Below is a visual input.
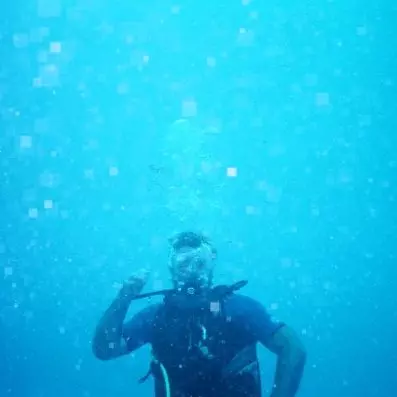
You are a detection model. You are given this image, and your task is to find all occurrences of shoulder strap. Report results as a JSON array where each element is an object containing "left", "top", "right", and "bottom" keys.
[
  {"left": 130, "top": 288, "right": 174, "bottom": 301},
  {"left": 130, "top": 280, "right": 248, "bottom": 302},
  {"left": 210, "top": 280, "right": 248, "bottom": 300}
]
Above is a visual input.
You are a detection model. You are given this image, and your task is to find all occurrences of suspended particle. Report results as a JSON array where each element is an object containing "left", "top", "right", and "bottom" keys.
[
  {"left": 171, "top": 5, "right": 180, "bottom": 14},
  {"left": 39, "top": 64, "right": 59, "bottom": 87},
  {"left": 28, "top": 208, "right": 39, "bottom": 218},
  {"left": 181, "top": 99, "right": 197, "bottom": 118},
  {"left": 206, "top": 57, "right": 216, "bottom": 67},
  {"left": 237, "top": 28, "right": 255, "bottom": 46},
  {"left": 356, "top": 26, "right": 367, "bottom": 36},
  {"left": 49, "top": 41, "right": 62, "bottom": 53},
  {"left": 44, "top": 199, "right": 53, "bottom": 209},
  {"left": 315, "top": 92, "right": 330, "bottom": 106},
  {"left": 4, "top": 267, "right": 13, "bottom": 277},
  {"left": 20, "top": 135, "right": 32, "bottom": 149},
  {"left": 33, "top": 77, "right": 42, "bottom": 87},
  {"left": 84, "top": 169, "right": 94, "bottom": 179},
  {"left": 245, "top": 205, "right": 256, "bottom": 215},
  {"left": 39, "top": 171, "right": 59, "bottom": 187},
  {"left": 117, "top": 82, "right": 129, "bottom": 94},
  {"left": 210, "top": 301, "right": 220, "bottom": 313},
  {"left": 13, "top": 33, "right": 29, "bottom": 48},
  {"left": 226, "top": 167, "right": 237, "bottom": 177},
  {"left": 109, "top": 166, "right": 119, "bottom": 176}
]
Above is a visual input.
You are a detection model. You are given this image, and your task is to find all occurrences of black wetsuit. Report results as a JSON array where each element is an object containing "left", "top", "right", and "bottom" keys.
[{"left": 122, "top": 293, "right": 283, "bottom": 397}]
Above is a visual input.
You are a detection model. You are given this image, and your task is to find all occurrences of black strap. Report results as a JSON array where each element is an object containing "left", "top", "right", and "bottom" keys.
[
  {"left": 131, "top": 280, "right": 248, "bottom": 302},
  {"left": 211, "top": 280, "right": 248, "bottom": 300},
  {"left": 130, "top": 288, "right": 174, "bottom": 301}
]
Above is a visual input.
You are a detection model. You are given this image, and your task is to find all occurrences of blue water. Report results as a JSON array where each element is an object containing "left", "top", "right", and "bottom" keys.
[{"left": 1, "top": 1, "right": 396, "bottom": 396}]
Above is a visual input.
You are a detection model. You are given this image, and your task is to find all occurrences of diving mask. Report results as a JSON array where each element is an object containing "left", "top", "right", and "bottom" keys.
[{"left": 169, "top": 242, "right": 216, "bottom": 290}]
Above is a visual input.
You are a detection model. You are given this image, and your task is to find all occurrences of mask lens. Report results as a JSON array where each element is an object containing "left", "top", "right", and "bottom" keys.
[{"left": 171, "top": 246, "right": 211, "bottom": 286}]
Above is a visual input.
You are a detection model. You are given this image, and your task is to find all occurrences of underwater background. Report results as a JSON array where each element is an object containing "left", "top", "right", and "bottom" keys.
[{"left": 1, "top": 1, "right": 396, "bottom": 396}]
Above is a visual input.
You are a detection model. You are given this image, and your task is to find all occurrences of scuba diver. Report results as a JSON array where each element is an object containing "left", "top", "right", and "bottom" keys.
[{"left": 92, "top": 231, "right": 306, "bottom": 397}]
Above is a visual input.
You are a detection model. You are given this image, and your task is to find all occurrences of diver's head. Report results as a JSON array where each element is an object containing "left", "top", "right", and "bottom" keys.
[{"left": 168, "top": 231, "right": 217, "bottom": 292}]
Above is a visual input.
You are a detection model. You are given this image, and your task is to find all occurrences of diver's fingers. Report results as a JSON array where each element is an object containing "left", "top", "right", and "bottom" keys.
[{"left": 128, "top": 268, "right": 150, "bottom": 283}]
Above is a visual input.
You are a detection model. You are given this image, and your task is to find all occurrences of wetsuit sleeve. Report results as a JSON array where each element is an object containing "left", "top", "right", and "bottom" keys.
[
  {"left": 122, "top": 304, "right": 159, "bottom": 352},
  {"left": 234, "top": 295, "right": 285, "bottom": 345}
]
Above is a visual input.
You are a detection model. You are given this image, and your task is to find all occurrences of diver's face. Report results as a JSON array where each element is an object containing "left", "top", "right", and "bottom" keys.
[{"left": 170, "top": 245, "right": 214, "bottom": 289}]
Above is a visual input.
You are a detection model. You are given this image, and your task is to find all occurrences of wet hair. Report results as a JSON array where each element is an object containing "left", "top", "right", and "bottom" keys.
[{"left": 169, "top": 231, "right": 217, "bottom": 256}]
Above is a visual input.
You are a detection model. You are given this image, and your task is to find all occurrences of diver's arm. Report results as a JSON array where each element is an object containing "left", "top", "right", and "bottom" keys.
[
  {"left": 239, "top": 296, "right": 306, "bottom": 397},
  {"left": 92, "top": 272, "right": 149, "bottom": 360},
  {"left": 92, "top": 292, "right": 132, "bottom": 360},
  {"left": 265, "top": 325, "right": 307, "bottom": 397}
]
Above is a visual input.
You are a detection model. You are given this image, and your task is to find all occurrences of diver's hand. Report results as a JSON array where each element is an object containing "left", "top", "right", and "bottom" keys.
[{"left": 118, "top": 269, "right": 150, "bottom": 300}]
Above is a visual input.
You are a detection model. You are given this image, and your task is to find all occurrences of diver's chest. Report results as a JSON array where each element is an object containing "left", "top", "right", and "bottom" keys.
[{"left": 150, "top": 313, "right": 243, "bottom": 356}]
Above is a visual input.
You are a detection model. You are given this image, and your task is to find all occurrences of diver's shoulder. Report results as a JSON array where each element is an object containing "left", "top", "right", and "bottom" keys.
[{"left": 225, "top": 293, "right": 263, "bottom": 310}]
